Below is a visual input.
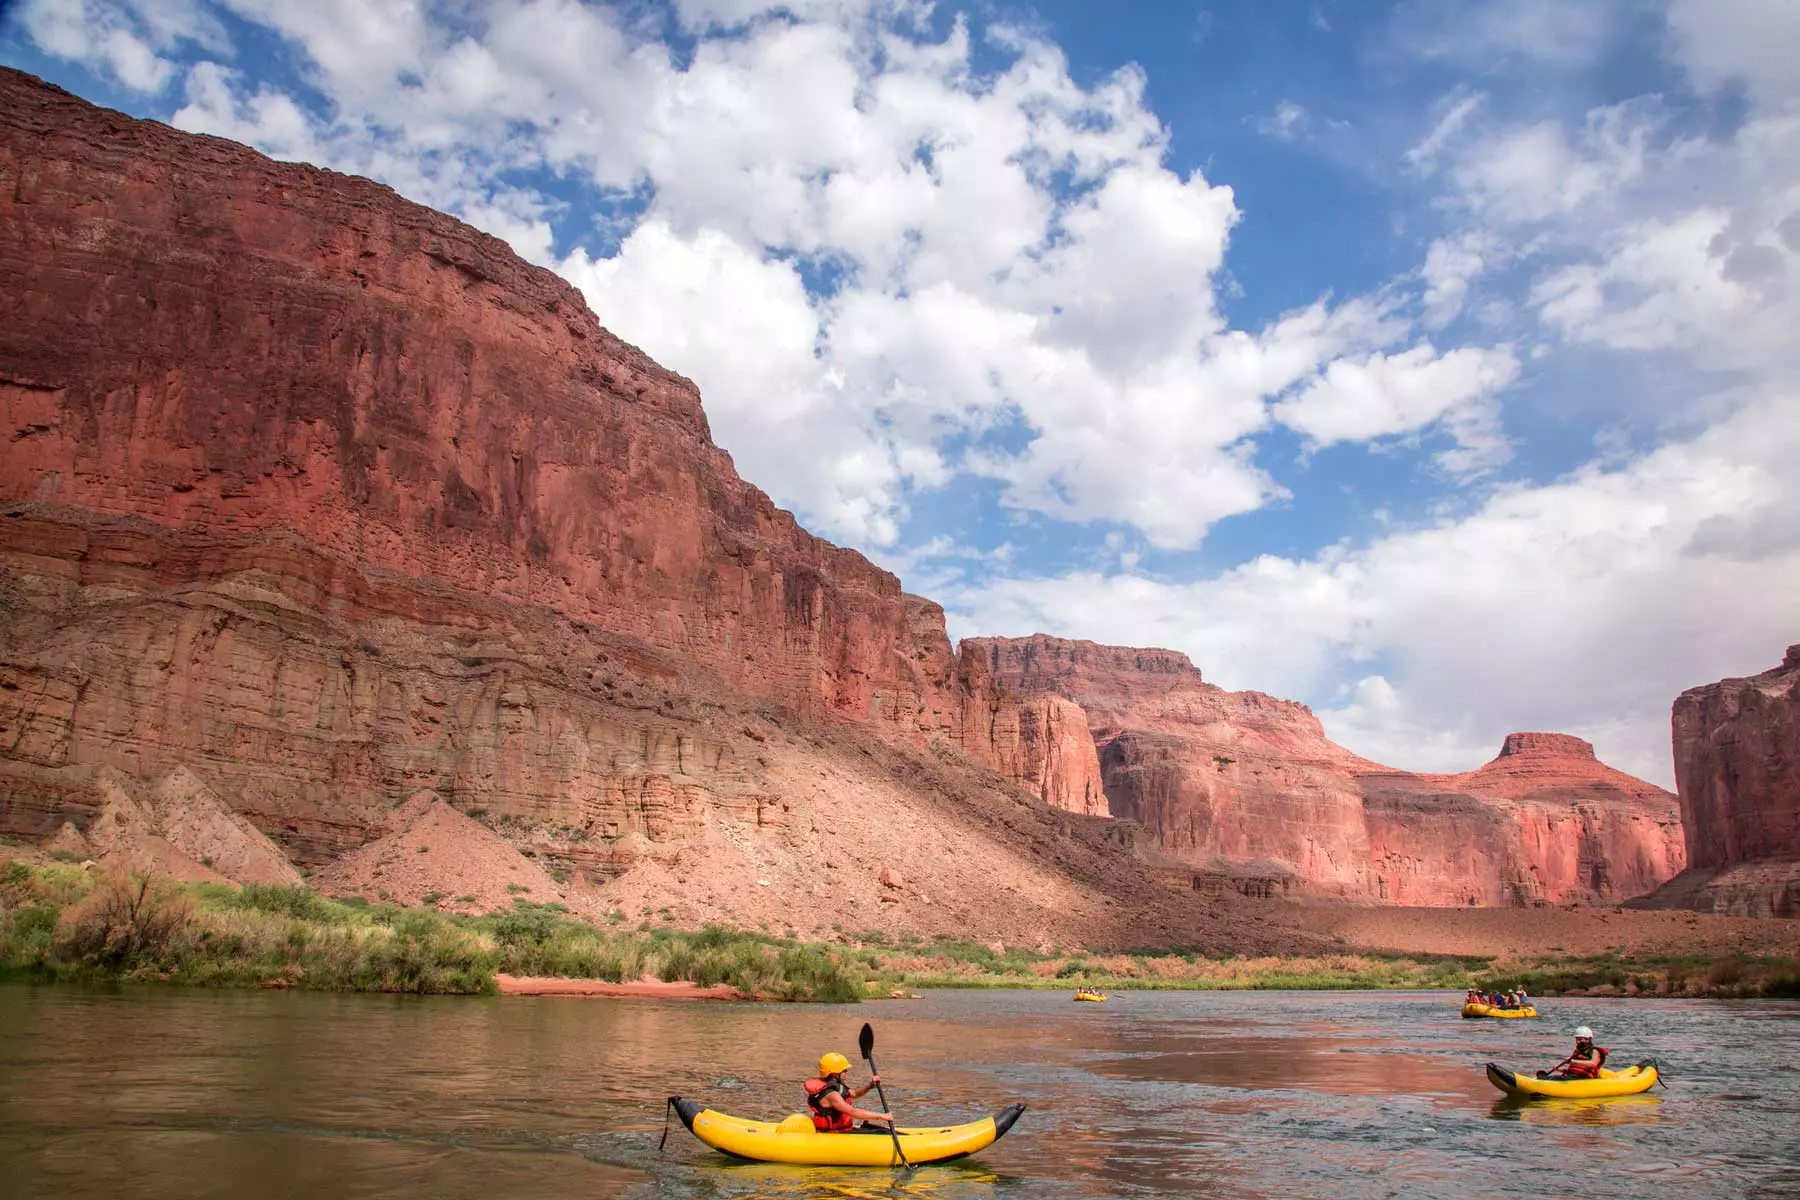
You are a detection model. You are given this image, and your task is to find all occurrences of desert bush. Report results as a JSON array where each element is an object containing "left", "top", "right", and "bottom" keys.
[
  {"left": 54, "top": 868, "right": 194, "bottom": 969},
  {"left": 223, "top": 883, "right": 356, "bottom": 924},
  {"left": 1705, "top": 955, "right": 1748, "bottom": 988}
]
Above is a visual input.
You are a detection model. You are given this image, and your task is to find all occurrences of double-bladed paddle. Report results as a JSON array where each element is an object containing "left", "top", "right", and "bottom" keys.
[{"left": 858, "top": 1021, "right": 912, "bottom": 1170}]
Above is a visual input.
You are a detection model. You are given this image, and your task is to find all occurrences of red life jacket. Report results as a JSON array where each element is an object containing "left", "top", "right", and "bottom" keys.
[
  {"left": 1565, "top": 1045, "right": 1609, "bottom": 1078},
  {"left": 805, "top": 1078, "right": 854, "bottom": 1132}
]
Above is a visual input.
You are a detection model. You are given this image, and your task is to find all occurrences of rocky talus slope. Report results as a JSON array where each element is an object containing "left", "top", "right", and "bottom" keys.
[
  {"left": 0, "top": 69, "right": 1216, "bottom": 949},
  {"left": 964, "top": 636, "right": 1686, "bottom": 905},
  {"left": 1636, "top": 645, "right": 1800, "bottom": 917}
]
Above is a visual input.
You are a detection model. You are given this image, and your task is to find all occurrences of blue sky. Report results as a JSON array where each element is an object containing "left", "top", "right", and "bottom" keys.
[{"left": 5, "top": 0, "right": 1799, "bottom": 786}]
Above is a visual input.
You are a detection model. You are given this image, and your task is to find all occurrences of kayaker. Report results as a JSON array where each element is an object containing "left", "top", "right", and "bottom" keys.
[
  {"left": 805, "top": 1052, "right": 894, "bottom": 1132},
  {"left": 1541, "top": 1026, "right": 1609, "bottom": 1080}
]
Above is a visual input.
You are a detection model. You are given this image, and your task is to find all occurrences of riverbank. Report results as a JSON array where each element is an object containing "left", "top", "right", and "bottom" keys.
[
  {"left": 494, "top": 973, "right": 748, "bottom": 999},
  {"left": 4, "top": 861, "right": 1794, "bottom": 1000}
]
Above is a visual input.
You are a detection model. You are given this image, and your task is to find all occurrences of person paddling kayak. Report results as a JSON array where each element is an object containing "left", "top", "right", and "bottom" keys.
[
  {"left": 1538, "top": 1026, "right": 1609, "bottom": 1080},
  {"left": 805, "top": 1052, "right": 895, "bottom": 1132}
]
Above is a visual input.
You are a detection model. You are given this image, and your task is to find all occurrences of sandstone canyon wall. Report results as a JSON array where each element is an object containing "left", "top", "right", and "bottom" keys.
[
  {"left": 0, "top": 69, "right": 1677, "bottom": 933},
  {"left": 1637, "top": 645, "right": 1800, "bottom": 916},
  {"left": 963, "top": 636, "right": 1686, "bottom": 905},
  {"left": 0, "top": 70, "right": 1156, "bottom": 948}
]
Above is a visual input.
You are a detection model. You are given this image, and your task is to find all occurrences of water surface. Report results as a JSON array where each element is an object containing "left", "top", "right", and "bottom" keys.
[{"left": 3, "top": 984, "right": 1797, "bottom": 1198}]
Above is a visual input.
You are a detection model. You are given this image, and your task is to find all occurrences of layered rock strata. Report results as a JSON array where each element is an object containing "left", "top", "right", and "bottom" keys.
[
  {"left": 0, "top": 70, "right": 1185, "bottom": 947},
  {"left": 964, "top": 635, "right": 1686, "bottom": 905},
  {"left": 1637, "top": 646, "right": 1800, "bottom": 916}
]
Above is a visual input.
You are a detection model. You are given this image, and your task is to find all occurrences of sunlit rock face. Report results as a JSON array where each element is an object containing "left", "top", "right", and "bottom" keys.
[
  {"left": 1639, "top": 645, "right": 1800, "bottom": 916},
  {"left": 965, "top": 635, "right": 1686, "bottom": 905},
  {"left": 0, "top": 69, "right": 1166, "bottom": 947}
]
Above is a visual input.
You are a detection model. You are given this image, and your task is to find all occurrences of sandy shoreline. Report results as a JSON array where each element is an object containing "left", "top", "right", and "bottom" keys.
[{"left": 494, "top": 973, "right": 751, "bottom": 1000}]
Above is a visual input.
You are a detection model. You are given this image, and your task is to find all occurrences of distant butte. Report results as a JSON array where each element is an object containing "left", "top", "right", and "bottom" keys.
[{"left": 968, "top": 635, "right": 1685, "bottom": 905}]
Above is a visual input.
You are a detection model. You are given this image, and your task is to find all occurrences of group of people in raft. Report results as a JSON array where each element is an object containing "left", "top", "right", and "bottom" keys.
[{"left": 1465, "top": 986, "right": 1532, "bottom": 1010}]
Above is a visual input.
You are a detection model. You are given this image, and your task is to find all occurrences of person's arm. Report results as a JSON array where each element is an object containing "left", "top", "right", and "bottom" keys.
[
  {"left": 824, "top": 1092, "right": 893, "bottom": 1125},
  {"left": 850, "top": 1075, "right": 881, "bottom": 1099}
]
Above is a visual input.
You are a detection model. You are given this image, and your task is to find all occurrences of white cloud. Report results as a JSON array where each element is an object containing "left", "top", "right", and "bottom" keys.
[
  {"left": 1420, "top": 231, "right": 1496, "bottom": 328},
  {"left": 172, "top": 61, "right": 324, "bottom": 161},
  {"left": 212, "top": 0, "right": 431, "bottom": 106},
  {"left": 1666, "top": 0, "right": 1800, "bottom": 110},
  {"left": 1274, "top": 342, "right": 1520, "bottom": 471},
  {"left": 19, "top": 0, "right": 224, "bottom": 92},
  {"left": 1405, "top": 90, "right": 1484, "bottom": 170},
  {"left": 1394, "top": 0, "right": 1627, "bottom": 69},
  {"left": 1449, "top": 101, "right": 1659, "bottom": 223},
  {"left": 1259, "top": 100, "right": 1307, "bottom": 141}
]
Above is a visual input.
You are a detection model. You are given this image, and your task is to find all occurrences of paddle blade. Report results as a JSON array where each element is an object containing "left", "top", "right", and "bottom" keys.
[{"left": 859, "top": 1022, "right": 874, "bottom": 1059}]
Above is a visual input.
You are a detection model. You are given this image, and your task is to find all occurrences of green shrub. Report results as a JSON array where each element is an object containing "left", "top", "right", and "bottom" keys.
[{"left": 55, "top": 868, "right": 195, "bottom": 969}]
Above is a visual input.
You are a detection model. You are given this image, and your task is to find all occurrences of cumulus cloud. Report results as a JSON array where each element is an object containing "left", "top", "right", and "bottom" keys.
[
  {"left": 1274, "top": 343, "right": 1520, "bottom": 471},
  {"left": 19, "top": 0, "right": 225, "bottom": 92}
]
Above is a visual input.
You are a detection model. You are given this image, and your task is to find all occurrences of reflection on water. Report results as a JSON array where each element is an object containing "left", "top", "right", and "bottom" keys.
[
  {"left": 3, "top": 984, "right": 1798, "bottom": 1199},
  {"left": 1490, "top": 1093, "right": 1666, "bottom": 1126}
]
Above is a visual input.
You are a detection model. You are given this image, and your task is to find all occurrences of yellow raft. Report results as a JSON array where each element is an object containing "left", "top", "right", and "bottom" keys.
[
  {"left": 669, "top": 1097, "right": 1026, "bottom": 1167},
  {"left": 1462, "top": 1003, "right": 1538, "bottom": 1019},
  {"left": 1485, "top": 1061, "right": 1661, "bottom": 1099},
  {"left": 1073, "top": 990, "right": 1108, "bottom": 1002}
]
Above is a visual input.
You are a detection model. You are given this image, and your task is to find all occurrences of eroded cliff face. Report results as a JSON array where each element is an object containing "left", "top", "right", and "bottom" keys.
[
  {"left": 0, "top": 70, "right": 1216, "bottom": 948},
  {"left": 1638, "top": 645, "right": 1800, "bottom": 916},
  {"left": 1366, "top": 733, "right": 1686, "bottom": 905},
  {"left": 965, "top": 635, "right": 1686, "bottom": 905}
]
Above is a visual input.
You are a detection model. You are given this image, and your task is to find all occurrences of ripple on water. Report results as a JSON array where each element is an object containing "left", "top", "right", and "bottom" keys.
[{"left": 3, "top": 985, "right": 1800, "bottom": 1199}]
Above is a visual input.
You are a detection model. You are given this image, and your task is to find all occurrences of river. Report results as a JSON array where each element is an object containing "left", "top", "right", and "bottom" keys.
[{"left": 2, "top": 984, "right": 1797, "bottom": 1198}]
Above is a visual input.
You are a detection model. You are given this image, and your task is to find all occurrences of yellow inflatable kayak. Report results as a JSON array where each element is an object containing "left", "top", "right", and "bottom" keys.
[
  {"left": 1485, "top": 1061, "right": 1661, "bottom": 1099},
  {"left": 668, "top": 1097, "right": 1025, "bottom": 1166},
  {"left": 1073, "top": 990, "right": 1107, "bottom": 1002},
  {"left": 1462, "top": 1003, "right": 1538, "bottom": 1018}
]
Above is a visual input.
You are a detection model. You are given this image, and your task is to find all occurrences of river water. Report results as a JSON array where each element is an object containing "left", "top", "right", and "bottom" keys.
[{"left": 2, "top": 984, "right": 1797, "bottom": 1199}]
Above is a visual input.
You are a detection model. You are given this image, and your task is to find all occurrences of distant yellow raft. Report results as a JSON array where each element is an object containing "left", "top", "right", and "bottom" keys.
[
  {"left": 1462, "top": 1003, "right": 1538, "bottom": 1019},
  {"left": 669, "top": 1097, "right": 1026, "bottom": 1167},
  {"left": 1485, "top": 1061, "right": 1661, "bottom": 1099},
  {"left": 1073, "top": 990, "right": 1108, "bottom": 1002}
]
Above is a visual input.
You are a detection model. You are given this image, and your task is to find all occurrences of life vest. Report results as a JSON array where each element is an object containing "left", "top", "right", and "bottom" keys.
[
  {"left": 804, "top": 1077, "right": 854, "bottom": 1132},
  {"left": 1565, "top": 1045, "right": 1609, "bottom": 1078}
]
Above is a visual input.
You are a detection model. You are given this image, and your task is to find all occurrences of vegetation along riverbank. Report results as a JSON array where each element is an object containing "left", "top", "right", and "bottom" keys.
[{"left": 2, "top": 861, "right": 1794, "bottom": 1000}]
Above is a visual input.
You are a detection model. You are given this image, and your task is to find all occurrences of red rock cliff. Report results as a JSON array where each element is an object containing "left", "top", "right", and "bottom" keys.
[
  {"left": 965, "top": 635, "right": 1686, "bottom": 905},
  {"left": 1638, "top": 645, "right": 1800, "bottom": 916},
  {"left": 0, "top": 70, "right": 1200, "bottom": 947}
]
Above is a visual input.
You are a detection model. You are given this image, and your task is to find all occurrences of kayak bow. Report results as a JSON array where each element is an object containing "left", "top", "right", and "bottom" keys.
[
  {"left": 668, "top": 1097, "right": 1026, "bottom": 1167},
  {"left": 1485, "top": 1061, "right": 1661, "bottom": 1099}
]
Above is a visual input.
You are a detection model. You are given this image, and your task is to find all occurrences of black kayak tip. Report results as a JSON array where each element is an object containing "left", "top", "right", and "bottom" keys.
[
  {"left": 993, "top": 1103, "right": 1027, "bottom": 1141},
  {"left": 669, "top": 1097, "right": 703, "bottom": 1130}
]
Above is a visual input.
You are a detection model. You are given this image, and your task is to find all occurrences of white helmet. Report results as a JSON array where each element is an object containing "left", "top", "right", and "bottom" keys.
[{"left": 1574, "top": 1026, "right": 1594, "bottom": 1039}]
